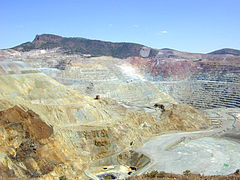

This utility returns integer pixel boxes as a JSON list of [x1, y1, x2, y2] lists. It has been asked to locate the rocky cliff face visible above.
[[0, 105, 58, 177], [126, 52, 240, 82], [0, 61, 210, 179]]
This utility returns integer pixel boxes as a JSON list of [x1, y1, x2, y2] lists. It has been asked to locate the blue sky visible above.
[[1, 0, 240, 53]]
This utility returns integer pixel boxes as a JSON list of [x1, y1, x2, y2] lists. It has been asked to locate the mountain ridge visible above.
[[208, 48, 240, 56], [12, 34, 158, 58], [11, 34, 240, 58]]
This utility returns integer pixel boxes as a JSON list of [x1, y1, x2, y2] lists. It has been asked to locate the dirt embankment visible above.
[[128, 170, 240, 180]]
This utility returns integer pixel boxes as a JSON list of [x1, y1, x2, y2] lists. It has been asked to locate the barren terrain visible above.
[[0, 35, 239, 179]]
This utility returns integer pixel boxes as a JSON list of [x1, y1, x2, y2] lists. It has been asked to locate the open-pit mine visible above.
[[0, 34, 239, 179]]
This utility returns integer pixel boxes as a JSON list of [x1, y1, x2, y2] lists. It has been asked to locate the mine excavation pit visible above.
[[94, 165, 133, 179], [1, 33, 240, 179], [85, 150, 150, 179]]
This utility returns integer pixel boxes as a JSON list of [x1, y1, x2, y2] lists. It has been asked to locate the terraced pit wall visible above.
[[154, 80, 240, 110]]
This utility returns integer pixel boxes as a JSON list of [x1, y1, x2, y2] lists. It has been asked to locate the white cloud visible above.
[[133, 24, 140, 28], [108, 24, 113, 28], [161, 30, 168, 34], [156, 30, 168, 36]]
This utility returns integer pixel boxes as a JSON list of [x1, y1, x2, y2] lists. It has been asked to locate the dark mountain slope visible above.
[[12, 34, 158, 58], [209, 48, 240, 56]]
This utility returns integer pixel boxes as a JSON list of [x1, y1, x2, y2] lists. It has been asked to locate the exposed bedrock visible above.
[[0, 105, 53, 139], [0, 106, 59, 178], [0, 60, 210, 179], [86, 150, 151, 179], [0, 37, 239, 179]]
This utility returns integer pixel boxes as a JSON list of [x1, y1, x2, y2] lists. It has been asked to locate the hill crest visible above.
[[12, 34, 158, 58], [209, 48, 240, 56]]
